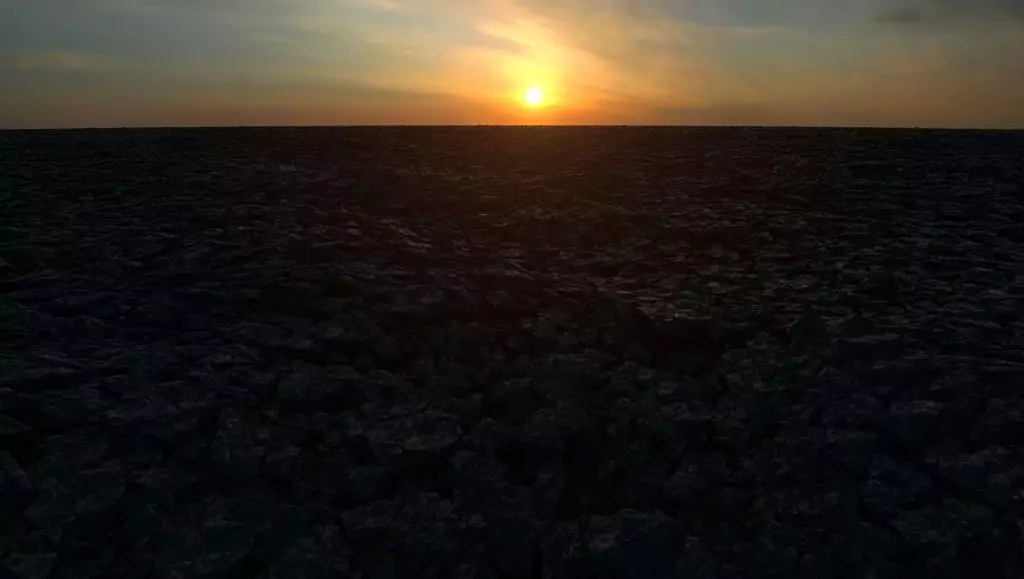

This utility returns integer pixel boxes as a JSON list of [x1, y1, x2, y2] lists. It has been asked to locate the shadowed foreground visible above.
[[1, 127, 1023, 578]]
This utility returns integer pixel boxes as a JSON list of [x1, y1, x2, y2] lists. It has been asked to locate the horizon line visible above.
[[3, 123, 1023, 132]]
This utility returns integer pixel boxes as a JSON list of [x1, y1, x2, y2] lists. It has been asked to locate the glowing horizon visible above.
[[2, 0, 1024, 129]]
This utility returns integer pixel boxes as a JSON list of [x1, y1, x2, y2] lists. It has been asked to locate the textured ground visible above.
[[1, 126, 1023, 578]]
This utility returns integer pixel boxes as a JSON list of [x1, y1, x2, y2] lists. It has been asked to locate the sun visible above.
[[524, 87, 545, 107]]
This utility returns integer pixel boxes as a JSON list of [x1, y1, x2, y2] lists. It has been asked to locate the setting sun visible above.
[[524, 87, 545, 107]]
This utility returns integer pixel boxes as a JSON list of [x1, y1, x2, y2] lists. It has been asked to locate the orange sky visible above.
[[2, 0, 1024, 128]]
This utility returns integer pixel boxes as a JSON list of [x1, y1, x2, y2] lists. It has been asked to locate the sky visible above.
[[1, 0, 1023, 128]]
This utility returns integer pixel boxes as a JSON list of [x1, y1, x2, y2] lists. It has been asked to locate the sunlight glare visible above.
[[524, 87, 545, 107]]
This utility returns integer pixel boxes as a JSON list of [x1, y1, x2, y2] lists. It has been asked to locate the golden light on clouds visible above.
[[5, 0, 1023, 128]]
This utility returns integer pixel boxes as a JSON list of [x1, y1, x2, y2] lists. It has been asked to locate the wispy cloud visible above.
[[877, 7, 928, 23], [1, 0, 1023, 127], [359, 0, 800, 115], [1, 51, 110, 71], [875, 0, 1024, 24]]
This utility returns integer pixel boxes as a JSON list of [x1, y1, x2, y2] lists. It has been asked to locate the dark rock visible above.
[[310, 412, 345, 448], [428, 375, 476, 398], [540, 519, 587, 578], [367, 412, 462, 468], [374, 334, 403, 363], [826, 334, 907, 367], [486, 291, 516, 311], [233, 321, 286, 349], [511, 354, 530, 377], [154, 490, 278, 579], [8, 526, 61, 560], [259, 523, 351, 579], [0, 388, 39, 415], [3, 553, 56, 579], [35, 385, 106, 428], [6, 126, 1024, 579], [686, 374, 726, 403], [256, 496, 328, 532], [311, 321, 351, 347], [586, 509, 686, 578], [278, 412, 315, 446], [489, 380, 536, 425], [607, 375, 636, 401], [281, 335, 321, 358], [878, 400, 943, 449], [25, 460, 125, 526], [278, 363, 359, 407], [0, 363, 79, 391], [712, 406, 753, 450], [717, 486, 751, 515], [786, 311, 828, 349], [451, 451, 506, 488], [658, 402, 707, 439], [345, 465, 391, 503], [118, 486, 177, 544], [26, 432, 109, 479], [890, 499, 994, 553], [748, 531, 801, 579], [362, 558, 398, 579], [451, 453, 508, 513], [467, 417, 511, 456], [387, 493, 469, 578], [155, 519, 257, 579], [674, 536, 719, 578], [926, 452, 988, 491], [298, 455, 353, 502], [825, 429, 876, 477], [440, 393, 484, 431], [0, 451, 32, 504], [0, 414, 29, 436], [971, 398, 1024, 446], [637, 316, 726, 374], [353, 354, 374, 373], [71, 463, 126, 516], [197, 344, 258, 370], [263, 446, 301, 483], [454, 563, 499, 579], [342, 500, 398, 543], [861, 457, 933, 519], [210, 407, 264, 477], [531, 466, 566, 518], [476, 513, 537, 579], [665, 462, 712, 509], [106, 384, 215, 446], [217, 366, 279, 400], [473, 483, 533, 520], [521, 408, 566, 453]]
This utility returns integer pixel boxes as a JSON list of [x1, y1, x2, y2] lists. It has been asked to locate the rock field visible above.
[[1, 126, 1023, 578]]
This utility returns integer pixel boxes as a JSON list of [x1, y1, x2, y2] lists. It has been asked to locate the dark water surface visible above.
[[1, 127, 1023, 578]]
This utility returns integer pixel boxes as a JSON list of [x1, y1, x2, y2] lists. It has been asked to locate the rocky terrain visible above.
[[1, 126, 1023, 578]]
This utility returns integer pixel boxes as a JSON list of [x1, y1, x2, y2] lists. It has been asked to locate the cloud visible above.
[[0, 78, 502, 128], [2, 0, 1023, 127], [357, 0, 403, 11], [875, 0, 1024, 24], [447, 0, 790, 109], [0, 51, 109, 71], [876, 7, 926, 23]]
